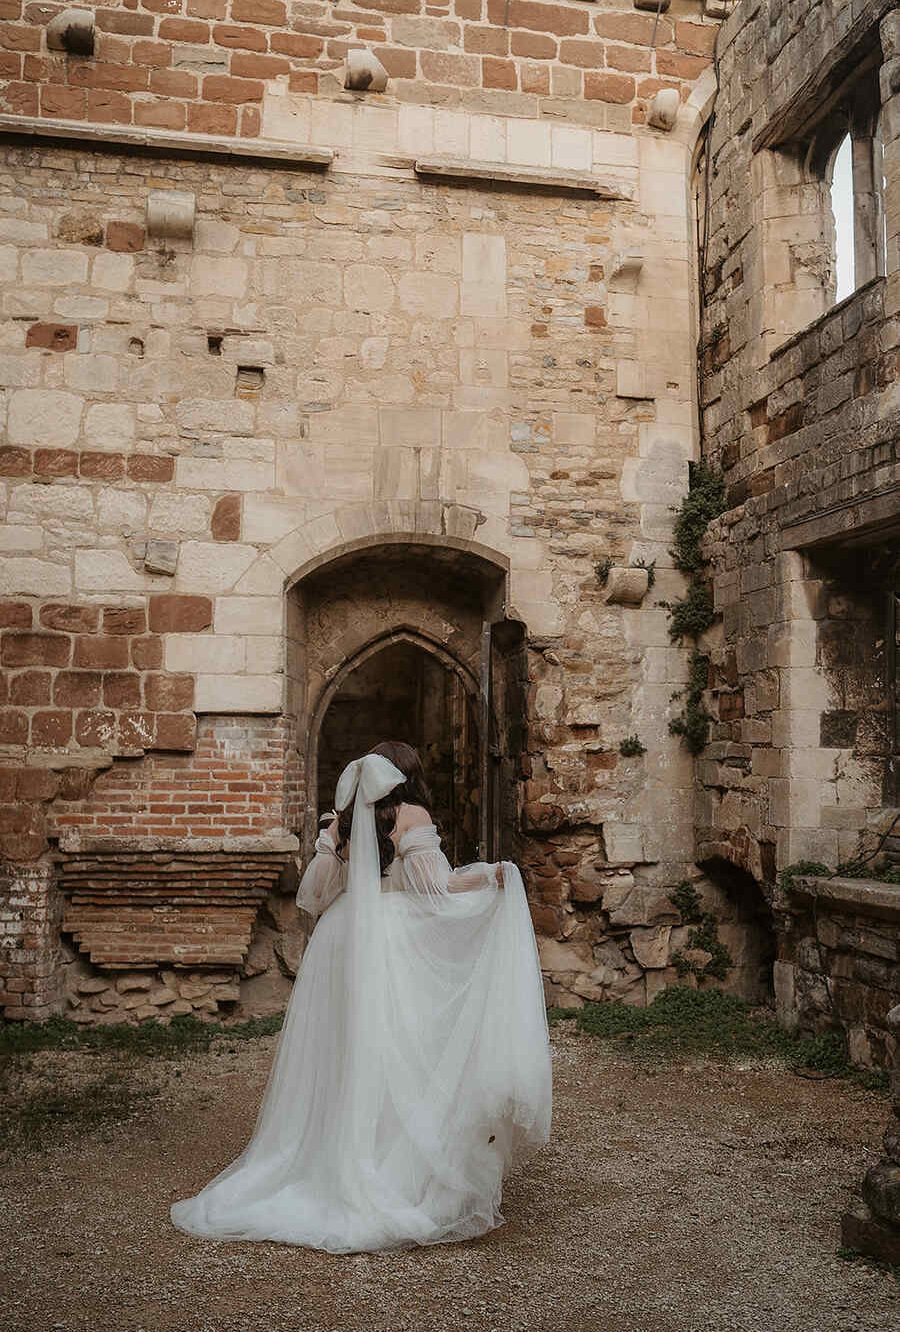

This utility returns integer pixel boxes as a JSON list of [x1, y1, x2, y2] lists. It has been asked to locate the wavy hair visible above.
[[335, 740, 434, 876]]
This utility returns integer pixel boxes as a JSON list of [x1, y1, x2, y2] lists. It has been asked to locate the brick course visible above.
[[0, 0, 714, 129]]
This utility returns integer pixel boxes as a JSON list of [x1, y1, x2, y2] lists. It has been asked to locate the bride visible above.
[[170, 740, 552, 1253]]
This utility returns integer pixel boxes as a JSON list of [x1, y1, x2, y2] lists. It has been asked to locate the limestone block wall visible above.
[[697, 0, 900, 889], [0, 0, 742, 1021]]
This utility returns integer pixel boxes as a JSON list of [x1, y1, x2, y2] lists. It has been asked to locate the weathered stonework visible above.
[[775, 875, 900, 1069], [698, 0, 900, 884], [697, 0, 900, 1263], [0, 0, 735, 1024]]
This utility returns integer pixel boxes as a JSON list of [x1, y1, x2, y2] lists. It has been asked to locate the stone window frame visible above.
[[752, 24, 887, 361]]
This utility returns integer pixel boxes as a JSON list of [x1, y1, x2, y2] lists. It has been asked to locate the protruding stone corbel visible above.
[[605, 567, 649, 606], [648, 88, 680, 132], [616, 361, 654, 401], [46, 7, 95, 57], [344, 49, 389, 93], [609, 250, 644, 291], [146, 189, 196, 242]]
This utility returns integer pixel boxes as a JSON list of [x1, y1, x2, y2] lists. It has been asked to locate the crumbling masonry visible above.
[[0, 2, 898, 1247]]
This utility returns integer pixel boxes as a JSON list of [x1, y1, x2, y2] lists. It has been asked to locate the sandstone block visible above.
[[398, 271, 458, 319], [22, 249, 88, 287], [630, 925, 672, 969], [77, 976, 110, 994], [84, 402, 135, 449], [115, 974, 152, 993], [603, 880, 677, 927], [165, 633, 244, 673], [603, 823, 644, 865], [106, 221, 145, 253], [176, 399, 255, 435], [74, 550, 146, 593], [91, 250, 134, 291], [8, 389, 83, 447], [194, 673, 282, 712], [213, 596, 282, 636], [149, 594, 213, 633]]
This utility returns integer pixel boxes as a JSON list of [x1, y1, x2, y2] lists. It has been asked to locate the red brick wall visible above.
[[0, 0, 716, 134], [0, 859, 62, 1019], [0, 593, 218, 863], [49, 715, 291, 842]]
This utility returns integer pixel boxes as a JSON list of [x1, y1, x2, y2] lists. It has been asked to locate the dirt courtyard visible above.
[[1, 1023, 897, 1332]]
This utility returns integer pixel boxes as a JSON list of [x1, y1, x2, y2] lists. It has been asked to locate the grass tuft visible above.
[[549, 986, 889, 1088], [0, 1011, 284, 1059]]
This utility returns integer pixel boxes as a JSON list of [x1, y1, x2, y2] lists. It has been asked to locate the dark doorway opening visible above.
[[317, 637, 481, 865]]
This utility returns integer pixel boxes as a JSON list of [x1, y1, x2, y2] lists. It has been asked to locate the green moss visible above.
[[619, 734, 647, 757]]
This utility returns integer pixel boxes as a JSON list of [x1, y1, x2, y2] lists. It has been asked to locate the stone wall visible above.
[[0, 0, 764, 1023], [696, 0, 900, 890], [775, 874, 900, 1069]]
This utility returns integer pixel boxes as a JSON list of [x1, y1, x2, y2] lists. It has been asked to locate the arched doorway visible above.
[[317, 634, 481, 865], [287, 539, 526, 867]]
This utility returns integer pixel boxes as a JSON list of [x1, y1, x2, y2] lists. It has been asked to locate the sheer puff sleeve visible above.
[[396, 825, 501, 908], [295, 824, 346, 920]]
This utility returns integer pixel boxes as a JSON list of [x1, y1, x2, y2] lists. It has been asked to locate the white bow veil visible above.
[[170, 752, 552, 1252]]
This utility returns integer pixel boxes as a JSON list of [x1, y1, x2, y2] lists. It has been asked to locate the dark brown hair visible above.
[[335, 740, 434, 876]]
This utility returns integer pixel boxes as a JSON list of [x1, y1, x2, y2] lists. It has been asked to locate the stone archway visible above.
[[286, 539, 526, 866]]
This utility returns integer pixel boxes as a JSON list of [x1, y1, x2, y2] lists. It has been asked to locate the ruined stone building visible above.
[[0, 0, 897, 1113]]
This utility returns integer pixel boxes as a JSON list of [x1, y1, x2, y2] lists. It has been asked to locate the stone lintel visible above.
[[0, 114, 334, 169], [56, 833, 300, 855], [788, 875, 900, 922], [781, 483, 900, 551], [414, 155, 634, 199]]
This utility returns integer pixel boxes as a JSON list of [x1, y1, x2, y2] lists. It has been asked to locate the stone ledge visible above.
[[788, 875, 900, 922], [414, 155, 634, 199], [0, 114, 334, 168], [781, 482, 900, 551], [56, 833, 299, 854]]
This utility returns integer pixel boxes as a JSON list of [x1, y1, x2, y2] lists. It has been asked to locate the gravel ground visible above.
[[1, 1023, 897, 1332]]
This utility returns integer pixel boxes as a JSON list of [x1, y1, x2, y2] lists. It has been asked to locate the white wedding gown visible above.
[[170, 768, 552, 1254]]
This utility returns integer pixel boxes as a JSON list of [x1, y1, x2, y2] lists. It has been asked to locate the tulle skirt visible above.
[[169, 866, 552, 1253]]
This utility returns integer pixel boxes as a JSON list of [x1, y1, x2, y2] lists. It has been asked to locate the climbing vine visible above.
[[667, 879, 734, 983], [661, 463, 726, 754], [668, 650, 713, 755]]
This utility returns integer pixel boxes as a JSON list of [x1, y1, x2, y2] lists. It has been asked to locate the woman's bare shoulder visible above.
[[392, 802, 433, 839]]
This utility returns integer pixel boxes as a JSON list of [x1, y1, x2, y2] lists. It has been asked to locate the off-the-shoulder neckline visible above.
[[395, 822, 439, 849]]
